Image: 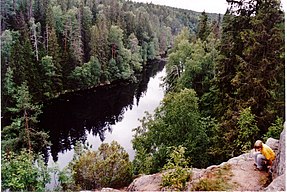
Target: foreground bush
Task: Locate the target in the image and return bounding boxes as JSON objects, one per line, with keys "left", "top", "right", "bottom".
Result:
{"left": 1, "top": 150, "right": 50, "bottom": 191}
{"left": 161, "top": 146, "right": 192, "bottom": 191}
{"left": 69, "top": 141, "right": 133, "bottom": 190}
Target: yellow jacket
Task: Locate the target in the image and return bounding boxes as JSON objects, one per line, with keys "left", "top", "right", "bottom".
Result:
{"left": 262, "top": 143, "right": 276, "bottom": 161}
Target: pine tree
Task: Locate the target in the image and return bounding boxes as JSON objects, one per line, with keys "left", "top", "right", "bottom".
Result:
{"left": 90, "top": 15, "right": 109, "bottom": 62}
{"left": 2, "top": 82, "right": 49, "bottom": 153}
{"left": 196, "top": 11, "right": 211, "bottom": 42}
{"left": 1, "top": 30, "right": 18, "bottom": 96}
{"left": 9, "top": 25, "right": 42, "bottom": 100}
{"left": 45, "top": 4, "right": 63, "bottom": 93}
{"left": 215, "top": 0, "right": 285, "bottom": 157}
{"left": 81, "top": 5, "right": 93, "bottom": 62}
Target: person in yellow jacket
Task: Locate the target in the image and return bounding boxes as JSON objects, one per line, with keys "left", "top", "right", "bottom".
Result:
{"left": 254, "top": 140, "right": 276, "bottom": 171}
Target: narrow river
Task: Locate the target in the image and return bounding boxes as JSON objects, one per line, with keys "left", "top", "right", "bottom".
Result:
{"left": 39, "top": 60, "right": 166, "bottom": 170}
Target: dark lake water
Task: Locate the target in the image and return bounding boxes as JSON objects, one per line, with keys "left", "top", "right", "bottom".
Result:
{"left": 39, "top": 59, "right": 166, "bottom": 169}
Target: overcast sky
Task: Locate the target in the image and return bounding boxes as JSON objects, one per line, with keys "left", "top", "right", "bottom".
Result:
{"left": 131, "top": 0, "right": 286, "bottom": 14}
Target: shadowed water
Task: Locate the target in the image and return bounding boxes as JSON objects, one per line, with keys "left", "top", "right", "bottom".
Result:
{"left": 39, "top": 60, "right": 166, "bottom": 168}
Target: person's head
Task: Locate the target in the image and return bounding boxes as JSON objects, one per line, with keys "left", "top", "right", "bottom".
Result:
{"left": 254, "top": 140, "right": 263, "bottom": 152}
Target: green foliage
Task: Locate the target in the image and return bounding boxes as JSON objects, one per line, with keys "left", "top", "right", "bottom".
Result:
{"left": 107, "top": 58, "right": 121, "bottom": 81}
{"left": 132, "top": 89, "right": 210, "bottom": 174}
{"left": 165, "top": 29, "right": 192, "bottom": 92}
{"left": 49, "top": 164, "right": 76, "bottom": 191}
{"left": 216, "top": 0, "right": 284, "bottom": 135}
{"left": 41, "top": 56, "right": 57, "bottom": 77}
{"left": 1, "top": 82, "right": 49, "bottom": 153}
{"left": 165, "top": 25, "right": 218, "bottom": 97}
{"left": 71, "top": 56, "right": 101, "bottom": 88}
{"left": 132, "top": 145, "right": 153, "bottom": 174}
{"left": 147, "top": 38, "right": 159, "bottom": 60}
{"left": 196, "top": 11, "right": 211, "bottom": 41}
{"left": 128, "top": 33, "right": 143, "bottom": 72}
{"left": 108, "top": 25, "right": 124, "bottom": 51}
{"left": 1, "top": 30, "right": 18, "bottom": 64}
{"left": 69, "top": 141, "right": 133, "bottom": 190}
{"left": 161, "top": 146, "right": 192, "bottom": 191}
{"left": 40, "top": 56, "right": 58, "bottom": 97}
{"left": 263, "top": 117, "right": 284, "bottom": 141}
{"left": 89, "top": 16, "right": 109, "bottom": 76}
{"left": 235, "top": 107, "right": 260, "bottom": 153}
{"left": 3, "top": 67, "right": 16, "bottom": 97}
{"left": 1, "top": 150, "right": 51, "bottom": 192}
{"left": 212, "top": 0, "right": 284, "bottom": 160}
{"left": 199, "top": 116, "right": 226, "bottom": 164}
{"left": 140, "top": 41, "right": 148, "bottom": 63}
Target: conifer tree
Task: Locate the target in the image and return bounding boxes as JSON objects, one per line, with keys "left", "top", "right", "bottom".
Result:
{"left": 2, "top": 82, "right": 49, "bottom": 154}
{"left": 81, "top": 5, "right": 93, "bottom": 62}
{"left": 9, "top": 26, "right": 41, "bottom": 100}
{"left": 215, "top": 0, "right": 284, "bottom": 157}
{"left": 196, "top": 11, "right": 210, "bottom": 41}
{"left": 90, "top": 14, "right": 109, "bottom": 82}
{"left": 45, "top": 4, "right": 63, "bottom": 93}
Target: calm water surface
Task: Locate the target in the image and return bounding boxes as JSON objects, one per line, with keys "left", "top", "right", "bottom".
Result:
{"left": 39, "top": 60, "right": 166, "bottom": 169}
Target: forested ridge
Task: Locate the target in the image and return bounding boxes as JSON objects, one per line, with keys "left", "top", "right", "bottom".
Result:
{"left": 1, "top": 0, "right": 285, "bottom": 191}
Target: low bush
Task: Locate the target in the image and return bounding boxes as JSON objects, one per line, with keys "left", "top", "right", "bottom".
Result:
{"left": 161, "top": 146, "right": 192, "bottom": 190}
{"left": 69, "top": 141, "right": 133, "bottom": 190}
{"left": 1, "top": 150, "right": 50, "bottom": 191}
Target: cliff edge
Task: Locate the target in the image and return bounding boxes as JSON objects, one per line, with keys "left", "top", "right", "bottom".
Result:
{"left": 126, "top": 128, "right": 286, "bottom": 191}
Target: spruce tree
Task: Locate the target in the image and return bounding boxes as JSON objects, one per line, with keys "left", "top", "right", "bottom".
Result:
{"left": 196, "top": 11, "right": 211, "bottom": 42}
{"left": 215, "top": 0, "right": 284, "bottom": 157}
{"left": 2, "top": 82, "right": 49, "bottom": 154}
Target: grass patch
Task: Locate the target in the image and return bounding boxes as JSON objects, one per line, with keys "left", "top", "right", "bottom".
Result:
{"left": 191, "top": 163, "right": 234, "bottom": 191}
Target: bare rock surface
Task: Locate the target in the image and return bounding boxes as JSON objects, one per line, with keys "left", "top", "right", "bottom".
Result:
{"left": 104, "top": 129, "right": 286, "bottom": 191}
{"left": 127, "top": 151, "right": 271, "bottom": 191}
{"left": 227, "top": 152, "right": 270, "bottom": 191}
{"left": 127, "top": 173, "right": 162, "bottom": 191}
{"left": 126, "top": 140, "right": 285, "bottom": 191}
{"left": 272, "top": 128, "right": 286, "bottom": 179}
{"left": 265, "top": 173, "right": 286, "bottom": 191}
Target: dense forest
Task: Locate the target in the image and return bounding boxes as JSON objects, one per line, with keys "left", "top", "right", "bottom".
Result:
{"left": 1, "top": 0, "right": 218, "bottom": 155}
{"left": 1, "top": 0, "right": 285, "bottom": 191}
{"left": 133, "top": 0, "right": 285, "bottom": 176}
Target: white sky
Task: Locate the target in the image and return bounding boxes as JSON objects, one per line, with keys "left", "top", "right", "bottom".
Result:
{"left": 131, "top": 0, "right": 286, "bottom": 14}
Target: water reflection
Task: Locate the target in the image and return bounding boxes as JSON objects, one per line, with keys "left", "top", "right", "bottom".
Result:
{"left": 39, "top": 59, "right": 165, "bottom": 162}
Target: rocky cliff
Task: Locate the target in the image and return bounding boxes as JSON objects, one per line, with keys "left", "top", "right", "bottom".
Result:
{"left": 126, "top": 128, "right": 286, "bottom": 191}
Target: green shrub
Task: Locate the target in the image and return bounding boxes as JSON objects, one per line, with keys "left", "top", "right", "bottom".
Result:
{"left": 1, "top": 150, "right": 50, "bottom": 191}
{"left": 161, "top": 146, "right": 192, "bottom": 191}
{"left": 69, "top": 141, "right": 133, "bottom": 190}
{"left": 263, "top": 117, "right": 284, "bottom": 141}
{"left": 235, "top": 107, "right": 259, "bottom": 153}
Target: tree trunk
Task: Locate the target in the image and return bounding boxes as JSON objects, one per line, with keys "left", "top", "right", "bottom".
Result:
{"left": 24, "top": 109, "right": 32, "bottom": 152}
